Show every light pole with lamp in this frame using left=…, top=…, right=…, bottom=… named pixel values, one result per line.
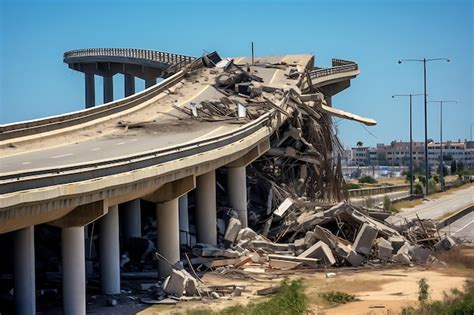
left=392, top=93, right=423, bottom=195
left=428, top=100, right=457, bottom=191
left=398, top=58, right=450, bottom=195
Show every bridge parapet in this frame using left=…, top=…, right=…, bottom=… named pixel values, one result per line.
left=310, top=59, right=358, bottom=79
left=63, top=48, right=196, bottom=68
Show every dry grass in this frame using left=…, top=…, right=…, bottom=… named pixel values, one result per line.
left=392, top=198, right=424, bottom=211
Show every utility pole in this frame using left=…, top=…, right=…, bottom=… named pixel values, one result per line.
left=398, top=57, right=450, bottom=195
left=392, top=94, right=423, bottom=195
left=429, top=100, right=457, bottom=191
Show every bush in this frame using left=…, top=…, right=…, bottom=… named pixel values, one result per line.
left=319, top=291, right=356, bottom=305
left=358, top=175, right=377, bottom=184
left=383, top=195, right=391, bottom=211
left=414, top=183, right=424, bottom=195
left=345, top=183, right=361, bottom=190
left=428, top=178, right=439, bottom=194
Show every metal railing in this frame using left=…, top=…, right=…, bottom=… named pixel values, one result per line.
left=310, top=59, right=358, bottom=80
left=63, top=48, right=196, bottom=68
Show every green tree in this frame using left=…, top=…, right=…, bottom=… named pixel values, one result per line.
left=356, top=141, right=363, bottom=147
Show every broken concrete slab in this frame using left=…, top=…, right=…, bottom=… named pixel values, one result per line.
left=353, top=223, right=378, bottom=255
left=409, top=245, right=431, bottom=263
left=236, top=227, right=258, bottom=243
left=224, top=217, right=242, bottom=243
left=298, top=240, right=336, bottom=265
left=269, top=259, right=302, bottom=270
left=434, top=236, right=456, bottom=251
left=164, top=270, right=186, bottom=297
left=392, top=252, right=411, bottom=265
left=388, top=236, right=405, bottom=253
left=376, top=238, right=393, bottom=260
left=274, top=198, right=294, bottom=217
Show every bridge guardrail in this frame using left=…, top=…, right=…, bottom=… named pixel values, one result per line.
left=0, top=70, right=186, bottom=141
left=309, top=59, right=358, bottom=80
left=63, top=48, right=195, bottom=66
left=348, top=184, right=409, bottom=198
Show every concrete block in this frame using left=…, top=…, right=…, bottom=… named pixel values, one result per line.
left=236, top=228, right=258, bottom=243
left=274, top=198, right=293, bottom=217
left=397, top=242, right=413, bottom=256
left=304, top=231, right=317, bottom=247
left=409, top=245, right=431, bottom=263
left=434, top=236, right=456, bottom=251
left=217, top=219, right=226, bottom=235
left=224, top=217, right=242, bottom=243
left=353, top=223, right=378, bottom=255
left=299, top=241, right=336, bottom=265
left=393, top=252, right=411, bottom=265
left=294, top=238, right=306, bottom=251
left=388, top=236, right=405, bottom=253
left=164, top=270, right=186, bottom=297
left=376, top=238, right=393, bottom=260
left=346, top=250, right=364, bottom=266
left=184, top=277, right=198, bottom=296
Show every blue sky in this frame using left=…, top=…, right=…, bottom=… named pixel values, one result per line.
left=0, top=0, right=472, bottom=147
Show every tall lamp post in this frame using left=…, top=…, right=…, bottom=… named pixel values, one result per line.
left=392, top=93, right=423, bottom=195
left=398, top=58, right=450, bottom=195
left=428, top=100, right=457, bottom=191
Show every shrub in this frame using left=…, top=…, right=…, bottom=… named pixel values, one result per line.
left=319, top=291, right=357, bottom=305
left=358, top=175, right=377, bottom=184
left=383, top=195, right=391, bottom=211
left=414, top=183, right=423, bottom=195
left=345, top=183, right=361, bottom=190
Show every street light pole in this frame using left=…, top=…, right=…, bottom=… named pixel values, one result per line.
left=398, top=57, right=450, bottom=195
left=429, top=100, right=457, bottom=191
left=392, top=93, right=423, bottom=195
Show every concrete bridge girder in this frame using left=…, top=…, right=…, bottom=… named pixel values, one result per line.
left=69, top=62, right=165, bottom=80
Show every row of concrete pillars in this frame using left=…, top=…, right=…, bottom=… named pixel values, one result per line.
left=12, top=166, right=247, bottom=314
left=84, top=73, right=157, bottom=108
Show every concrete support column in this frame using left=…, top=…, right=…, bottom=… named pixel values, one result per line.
left=99, top=205, right=120, bottom=294
left=196, top=171, right=217, bottom=245
left=124, top=74, right=135, bottom=97
left=103, top=75, right=114, bottom=103
left=14, top=226, right=36, bottom=315
left=178, top=194, right=189, bottom=246
left=227, top=166, right=248, bottom=228
left=156, top=198, right=180, bottom=277
left=145, top=77, right=156, bottom=89
left=121, top=199, right=141, bottom=241
left=85, top=73, right=95, bottom=108
left=62, top=226, right=86, bottom=315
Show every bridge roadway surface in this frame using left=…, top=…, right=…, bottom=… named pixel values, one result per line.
left=0, top=55, right=311, bottom=176
left=387, top=185, right=474, bottom=225
left=440, top=210, right=474, bottom=241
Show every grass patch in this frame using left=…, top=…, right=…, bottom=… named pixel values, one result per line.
left=319, top=291, right=357, bottom=305
left=186, top=279, right=309, bottom=315
left=392, top=198, right=424, bottom=211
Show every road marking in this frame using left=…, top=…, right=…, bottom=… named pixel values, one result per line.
left=91, top=147, right=101, bottom=151
left=454, top=221, right=474, bottom=233
left=116, top=142, right=126, bottom=145
left=50, top=153, right=73, bottom=159
left=130, top=138, right=138, bottom=142
left=21, top=161, right=31, bottom=165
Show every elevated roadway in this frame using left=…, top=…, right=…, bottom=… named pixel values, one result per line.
left=0, top=49, right=368, bottom=314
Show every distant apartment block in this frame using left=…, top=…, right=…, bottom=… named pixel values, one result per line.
left=345, top=140, right=474, bottom=169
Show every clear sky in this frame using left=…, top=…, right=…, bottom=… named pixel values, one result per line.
left=0, top=0, right=472, bottom=147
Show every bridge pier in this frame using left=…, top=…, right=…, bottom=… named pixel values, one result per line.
left=145, top=77, right=156, bottom=89
left=179, top=194, right=190, bottom=246
left=14, top=226, right=36, bottom=314
left=196, top=171, right=217, bottom=245
left=156, top=198, right=180, bottom=277
left=85, top=73, right=95, bottom=108
left=103, top=75, right=114, bottom=103
left=124, top=74, right=135, bottom=97
left=99, top=205, right=121, bottom=294
left=62, top=226, right=86, bottom=314
left=227, top=166, right=248, bottom=228
left=121, top=199, right=142, bottom=241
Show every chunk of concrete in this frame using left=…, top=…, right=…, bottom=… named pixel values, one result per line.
left=434, top=236, right=456, bottom=251
left=346, top=250, right=364, bottom=266
left=294, top=238, right=306, bottom=251
left=184, top=277, right=198, bottom=296
left=376, top=238, right=393, bottom=260
left=353, top=223, right=378, bottom=255
left=299, top=241, right=336, bottom=265
left=304, top=231, right=317, bottom=247
left=164, top=270, right=186, bottom=297
left=393, top=252, right=411, bottom=265
left=236, top=227, right=258, bottom=243
left=409, top=245, right=431, bottom=263
left=397, top=242, right=413, bottom=256
left=224, top=217, right=242, bottom=243
left=274, top=198, right=293, bottom=217
left=388, top=236, right=405, bottom=253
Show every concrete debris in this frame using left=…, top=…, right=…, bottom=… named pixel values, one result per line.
left=299, top=241, right=336, bottom=265
left=353, top=223, right=379, bottom=255
left=224, top=217, right=242, bottom=243
left=164, top=270, right=186, bottom=297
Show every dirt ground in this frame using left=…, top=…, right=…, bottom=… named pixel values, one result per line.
left=138, top=263, right=471, bottom=315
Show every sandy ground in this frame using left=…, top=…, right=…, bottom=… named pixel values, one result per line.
left=138, top=265, right=470, bottom=315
